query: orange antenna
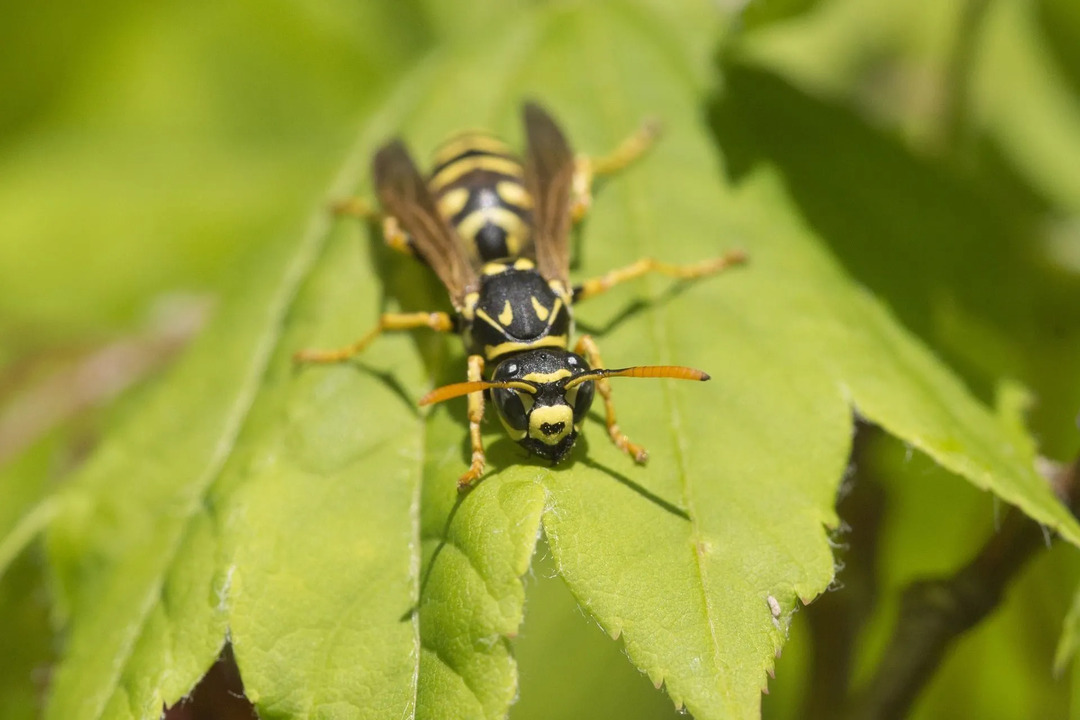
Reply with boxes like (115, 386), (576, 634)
(419, 380), (536, 406)
(563, 365), (710, 390)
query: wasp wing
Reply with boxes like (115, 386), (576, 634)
(373, 141), (478, 308)
(523, 103), (575, 287)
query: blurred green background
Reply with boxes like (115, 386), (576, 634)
(2, 0), (1079, 718)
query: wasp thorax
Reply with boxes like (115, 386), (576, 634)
(490, 349), (597, 463)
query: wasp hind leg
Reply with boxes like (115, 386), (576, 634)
(293, 312), (454, 364)
(572, 118), (662, 223)
(573, 251), (747, 304)
(574, 335), (647, 464)
(457, 355), (487, 491)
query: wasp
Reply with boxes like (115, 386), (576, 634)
(296, 103), (746, 489)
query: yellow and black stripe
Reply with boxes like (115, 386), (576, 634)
(429, 132), (534, 264)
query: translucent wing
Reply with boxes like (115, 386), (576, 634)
(523, 103), (575, 287)
(374, 141), (479, 307)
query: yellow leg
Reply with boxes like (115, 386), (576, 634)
(571, 118), (662, 222)
(330, 196), (378, 219)
(330, 197), (414, 257)
(573, 335), (647, 464)
(380, 216), (413, 256)
(458, 355), (487, 491)
(293, 312), (454, 364)
(573, 250), (747, 303)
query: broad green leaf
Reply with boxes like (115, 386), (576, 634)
(27, 2), (1080, 720)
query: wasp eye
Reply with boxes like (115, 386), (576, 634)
(568, 379), (595, 425)
(491, 387), (529, 432)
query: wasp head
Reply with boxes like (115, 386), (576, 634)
(488, 349), (596, 463)
(418, 348), (710, 474)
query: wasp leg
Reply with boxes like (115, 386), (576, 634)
(379, 215), (414, 256)
(573, 250), (747, 303)
(571, 118), (662, 223)
(573, 335), (647, 463)
(330, 196), (377, 219)
(331, 197), (415, 257)
(293, 312), (454, 364)
(457, 355), (487, 491)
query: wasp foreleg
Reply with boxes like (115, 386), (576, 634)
(573, 335), (647, 464)
(457, 354), (487, 491)
(293, 312), (454, 364)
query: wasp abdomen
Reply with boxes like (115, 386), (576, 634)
(429, 132), (534, 264)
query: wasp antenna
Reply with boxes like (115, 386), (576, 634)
(605, 365), (710, 382)
(420, 380), (536, 406)
(420, 381), (490, 406)
(564, 365), (710, 389)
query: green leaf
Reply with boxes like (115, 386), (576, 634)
(27, 2), (1080, 720)
(0, 440), (59, 720)
(1064, 586), (1080, 676)
(511, 541), (682, 720)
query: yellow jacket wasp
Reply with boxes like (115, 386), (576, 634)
(296, 103), (745, 489)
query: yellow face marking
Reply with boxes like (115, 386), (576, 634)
(528, 404), (574, 446)
(530, 296), (550, 321)
(432, 133), (512, 167)
(484, 335), (568, 361)
(431, 155), (524, 192)
(498, 300), (514, 326)
(496, 180), (533, 209)
(522, 369), (572, 384)
(436, 187), (470, 219)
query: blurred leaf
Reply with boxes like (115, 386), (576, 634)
(0, 0), (431, 342)
(1056, 581), (1080, 677)
(839, 434), (1077, 720)
(741, 0), (823, 31)
(1038, 0), (1080, 98)
(0, 552), (51, 720)
(18, 2), (1080, 720)
(711, 55), (1080, 457)
(0, 440), (59, 720)
(511, 542), (682, 720)
(973, 0), (1080, 212)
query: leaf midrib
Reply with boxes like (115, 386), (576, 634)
(577, 4), (732, 710)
